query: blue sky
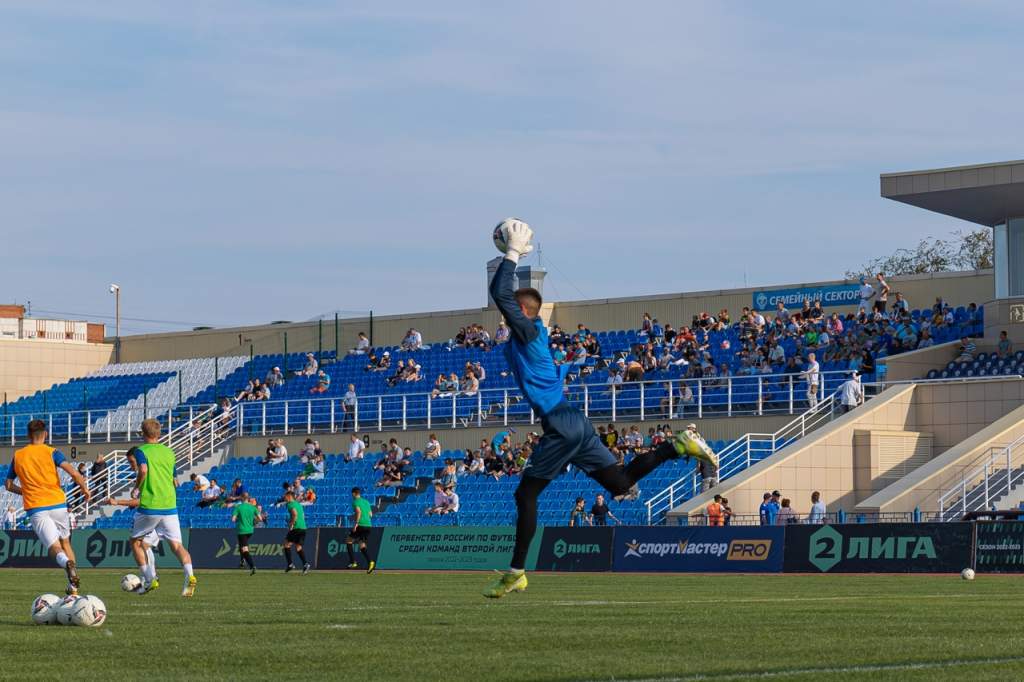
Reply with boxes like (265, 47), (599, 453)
(1, 1), (1020, 333)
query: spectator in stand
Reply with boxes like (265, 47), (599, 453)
(401, 328), (423, 351)
(494, 322), (511, 345)
(310, 370), (331, 394)
(350, 331), (370, 355)
(624, 358), (645, 382)
(568, 341), (588, 366)
(484, 451), (505, 480)
(3, 506), (15, 530)
(346, 433), (366, 462)
(432, 372), (460, 399)
(549, 324), (568, 347)
(574, 323), (590, 343)
(302, 453), (326, 481)
(338, 384), (356, 432)
(998, 330), (1013, 359)
(839, 372), (862, 413)
(807, 491), (826, 524)
(468, 450), (485, 475)
(650, 319), (664, 344)
(891, 292), (909, 316)
(800, 352), (820, 408)
(425, 483), (450, 515)
(857, 276), (875, 313)
(640, 312), (653, 338)
(917, 329), (934, 349)
(860, 350), (876, 377)
(437, 458), (459, 490)
(873, 273), (890, 314)
(197, 478), (223, 508)
(569, 497), (589, 527)
(405, 363), (423, 383)
(261, 438), (287, 466)
(301, 353), (318, 376)
(190, 473), (210, 491)
(91, 454), (108, 493)
(956, 336), (977, 362)
(589, 494), (618, 526)
(225, 479), (248, 506)
(470, 361), (486, 382)
(372, 351), (391, 372)
(298, 439), (319, 463)
(721, 497), (733, 526)
(460, 370), (479, 397)
(386, 360), (406, 387)
(552, 344), (567, 365)
(265, 366), (285, 388)
(424, 434), (441, 460)
(776, 498), (797, 525)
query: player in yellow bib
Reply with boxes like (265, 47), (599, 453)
(5, 419), (90, 595)
(129, 419), (196, 597)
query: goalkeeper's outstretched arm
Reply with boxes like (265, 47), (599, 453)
(489, 257), (538, 345)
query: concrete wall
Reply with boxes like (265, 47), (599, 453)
(112, 269), (993, 363)
(670, 377), (1024, 520)
(0, 339), (114, 401)
(880, 341), (965, 382)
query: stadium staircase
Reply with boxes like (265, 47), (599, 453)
(67, 405), (236, 527)
(937, 431), (1024, 520)
(644, 393), (842, 524)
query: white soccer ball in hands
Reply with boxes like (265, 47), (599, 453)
(121, 573), (142, 592)
(31, 593), (61, 625)
(493, 217), (533, 258)
(961, 568), (975, 581)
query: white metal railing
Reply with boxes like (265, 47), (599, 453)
(1, 403), (221, 447)
(645, 392), (847, 525)
(938, 432), (1024, 521)
(1, 370), (855, 444)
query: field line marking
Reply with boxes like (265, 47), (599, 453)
(592, 655), (1024, 681)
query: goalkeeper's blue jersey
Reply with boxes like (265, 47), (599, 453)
(503, 318), (570, 417)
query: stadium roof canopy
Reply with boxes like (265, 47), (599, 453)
(880, 160), (1024, 227)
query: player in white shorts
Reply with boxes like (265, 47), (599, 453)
(5, 419), (91, 594)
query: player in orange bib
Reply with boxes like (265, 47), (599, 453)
(4, 419), (91, 594)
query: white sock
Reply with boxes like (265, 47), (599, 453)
(142, 563), (156, 582)
(183, 562), (194, 579)
(145, 548), (155, 568)
(55, 552), (69, 569)
(508, 567), (524, 575)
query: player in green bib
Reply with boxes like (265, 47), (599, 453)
(129, 418), (196, 597)
(231, 493), (260, 575)
(346, 486), (376, 573)
(282, 490), (310, 574)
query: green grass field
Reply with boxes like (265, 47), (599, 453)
(2, 569), (1024, 681)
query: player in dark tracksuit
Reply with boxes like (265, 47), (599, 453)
(482, 220), (715, 598)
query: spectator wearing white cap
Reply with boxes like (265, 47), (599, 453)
(302, 352), (318, 376)
(265, 366), (285, 388)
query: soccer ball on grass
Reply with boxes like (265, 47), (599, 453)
(121, 573), (143, 592)
(961, 568), (975, 581)
(82, 595), (107, 626)
(31, 593), (61, 625)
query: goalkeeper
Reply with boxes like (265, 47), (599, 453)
(483, 220), (717, 599)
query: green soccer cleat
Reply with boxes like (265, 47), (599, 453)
(366, 560), (376, 575)
(482, 570), (528, 599)
(670, 434), (719, 468)
(137, 578), (159, 595)
(182, 575), (197, 598)
(347, 562), (358, 569)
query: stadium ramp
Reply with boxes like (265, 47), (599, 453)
(669, 383), (918, 522)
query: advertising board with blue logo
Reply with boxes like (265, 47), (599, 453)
(752, 284), (860, 311)
(611, 526), (785, 572)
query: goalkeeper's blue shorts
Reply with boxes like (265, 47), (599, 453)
(521, 402), (617, 480)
